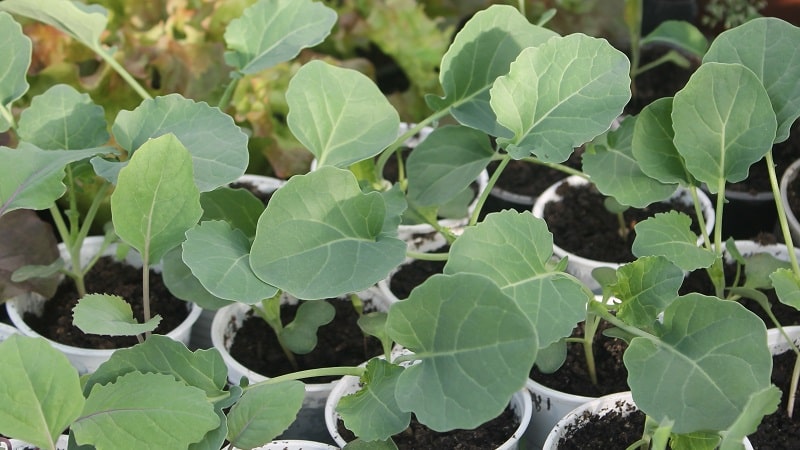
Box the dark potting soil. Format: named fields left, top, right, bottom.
left=228, top=298, right=384, bottom=383
left=624, top=47, right=699, bottom=116
left=337, top=407, right=519, bottom=449
left=556, top=401, right=645, bottom=450
left=388, top=245, right=449, bottom=300
left=730, top=121, right=800, bottom=195
left=748, top=349, right=800, bottom=448
left=487, top=148, right=584, bottom=202
left=530, top=320, right=630, bottom=398
left=23, top=256, right=190, bottom=349
left=229, top=180, right=276, bottom=205
left=543, top=182, right=702, bottom=263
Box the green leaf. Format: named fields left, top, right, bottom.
left=83, top=335, right=228, bottom=399
left=0, top=335, right=84, bottom=449
left=387, top=273, right=537, bottom=431
left=72, top=294, right=161, bottom=336
left=444, top=210, right=589, bottom=349
left=111, top=134, right=203, bottom=265
left=183, top=221, right=278, bottom=304
left=672, top=63, right=777, bottom=193
left=608, top=256, right=684, bottom=328
left=161, top=246, right=234, bottom=310
left=200, top=186, right=265, bottom=238
left=281, top=300, right=336, bottom=354
left=718, top=386, right=781, bottom=450
left=17, top=84, right=108, bottom=150
left=11, top=259, right=64, bottom=283
left=632, top=212, right=716, bottom=270
left=0, top=210, right=60, bottom=301
left=286, top=60, right=400, bottom=168
left=535, top=339, right=568, bottom=374
left=103, top=94, right=248, bottom=192
left=703, top=17, right=800, bottom=143
left=250, top=167, right=406, bottom=299
left=771, top=268, right=800, bottom=310
left=224, top=0, right=336, bottom=75
left=0, top=0, right=108, bottom=50
left=344, top=438, right=398, bottom=450
left=632, top=97, right=697, bottom=186
left=226, top=381, right=305, bottom=449
left=492, top=33, right=631, bottom=162
left=640, top=20, right=708, bottom=59
left=427, top=4, right=558, bottom=136
left=405, top=125, right=493, bottom=207
left=0, top=144, right=111, bottom=216
left=742, top=252, right=790, bottom=290
left=73, top=372, right=219, bottom=449
left=0, top=11, right=31, bottom=132
left=625, top=294, right=773, bottom=434
left=583, top=115, right=678, bottom=207
left=337, top=359, right=410, bottom=442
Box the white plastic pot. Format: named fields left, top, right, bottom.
left=780, top=158, right=800, bottom=244
left=524, top=376, right=597, bottom=449
left=542, top=391, right=754, bottom=449
left=5, top=236, right=201, bottom=374
left=242, top=440, right=339, bottom=450
left=0, top=322, right=16, bottom=343
left=325, top=373, right=532, bottom=449
left=532, top=175, right=715, bottom=292
left=4, top=434, right=69, bottom=449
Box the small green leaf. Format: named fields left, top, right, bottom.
left=632, top=97, right=696, bottom=186
left=73, top=294, right=161, bottom=336
left=74, top=372, right=219, bottom=449
left=200, top=186, right=265, bottom=238
left=771, top=268, right=800, bottom=310
left=0, top=335, right=84, bottom=450
left=11, top=258, right=64, bottom=283
left=250, top=167, right=406, bottom=299
left=0, top=11, right=31, bottom=132
left=672, top=63, right=777, bottom=193
left=492, top=33, right=630, bottom=162
left=632, top=212, right=716, bottom=270
left=161, top=247, right=234, bottom=310
left=718, top=386, right=781, bottom=450
left=406, top=125, right=493, bottom=207
left=535, top=339, right=567, bottom=374
left=183, top=221, right=278, bottom=304
left=358, top=311, right=391, bottom=356
left=104, top=94, right=248, bottom=192
left=609, top=256, right=684, bottom=328
left=111, top=134, right=203, bottom=265
left=281, top=300, right=336, bottom=354
left=0, top=0, right=108, bottom=50
left=224, top=0, right=336, bottom=74
left=742, top=252, right=790, bottom=290
left=387, top=273, right=537, bottom=431
left=286, top=60, right=400, bottom=168
left=641, top=20, right=708, bottom=59
left=17, top=84, right=108, bottom=150
left=226, top=381, right=305, bottom=449
left=337, top=359, right=410, bottom=442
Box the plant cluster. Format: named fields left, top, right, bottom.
left=0, top=1, right=798, bottom=450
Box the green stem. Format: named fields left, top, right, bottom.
left=517, top=0, right=526, bottom=16
left=142, top=261, right=151, bottom=339
left=713, top=179, right=726, bottom=255
left=589, top=301, right=653, bottom=341
left=689, top=185, right=712, bottom=250
left=75, top=182, right=110, bottom=248
left=250, top=366, right=366, bottom=387
left=0, top=103, right=16, bottom=130
left=766, top=150, right=800, bottom=276
left=95, top=46, right=152, bottom=101
left=469, top=154, right=509, bottom=226
left=521, top=157, right=589, bottom=179
left=253, top=296, right=300, bottom=371
left=217, top=72, right=243, bottom=111
left=406, top=250, right=449, bottom=261
left=582, top=313, right=602, bottom=386
left=789, top=353, right=800, bottom=418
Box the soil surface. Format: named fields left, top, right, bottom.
left=624, top=47, right=700, bottom=116
left=337, top=407, right=519, bottom=449
left=555, top=400, right=645, bottom=449
left=543, top=182, right=702, bottom=263
left=487, top=147, right=584, bottom=205
left=23, top=256, right=190, bottom=348
left=748, top=349, right=800, bottom=448
left=388, top=245, right=449, bottom=300
left=228, top=298, right=384, bottom=383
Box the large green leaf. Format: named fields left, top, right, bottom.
left=703, top=17, right=800, bottom=143
left=406, top=125, right=493, bottom=207
left=0, top=335, right=84, bottom=450
left=0, top=0, right=108, bottom=51
left=491, top=33, right=631, bottom=162
left=632, top=212, right=717, bottom=271
left=583, top=115, right=677, bottom=207
left=101, top=94, right=248, bottom=192
left=426, top=4, right=558, bottom=136
left=17, top=84, right=108, bottom=150
left=608, top=256, right=684, bottom=328
left=0, top=11, right=31, bottom=132
left=444, top=210, right=589, bottom=349
left=250, top=167, right=406, bottom=300
left=72, top=293, right=161, bottom=336
left=672, top=63, right=777, bottom=194
left=224, top=0, right=336, bottom=75
left=161, top=247, right=234, bottom=310
left=183, top=221, right=278, bottom=304
left=226, top=381, right=305, bottom=449
left=337, top=359, right=410, bottom=442
left=632, top=97, right=697, bottom=186
left=286, top=60, right=399, bottom=168
left=111, top=134, right=203, bottom=265
left=387, top=273, right=537, bottom=431
left=73, top=372, right=219, bottom=449
left=0, top=144, right=110, bottom=216
left=625, top=294, right=773, bottom=434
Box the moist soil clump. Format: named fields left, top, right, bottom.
left=543, top=182, right=701, bottom=263
left=228, top=298, right=383, bottom=383
left=748, top=349, right=800, bottom=448
left=337, top=406, right=519, bottom=449
left=556, top=401, right=645, bottom=449
left=23, top=256, right=189, bottom=349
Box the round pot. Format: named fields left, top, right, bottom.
left=5, top=236, right=201, bottom=374
left=4, top=434, right=69, bottom=449
left=241, top=440, right=339, bottom=450
left=190, top=174, right=286, bottom=350
left=542, top=391, right=754, bottom=449
left=532, top=175, right=715, bottom=292
left=779, top=158, right=800, bottom=244
left=325, top=373, right=532, bottom=449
